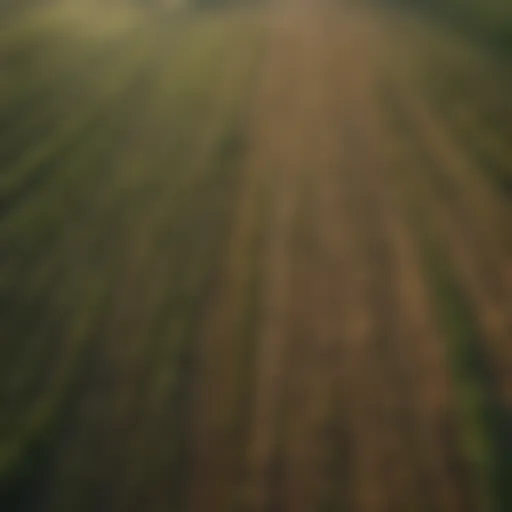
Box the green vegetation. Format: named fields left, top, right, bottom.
left=385, top=0, right=512, bottom=54
left=382, top=81, right=512, bottom=512
left=418, top=57, right=512, bottom=198
left=0, top=3, right=260, bottom=510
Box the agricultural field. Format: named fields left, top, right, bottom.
left=0, top=0, right=511, bottom=511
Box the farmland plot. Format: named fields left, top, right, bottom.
left=0, top=0, right=511, bottom=511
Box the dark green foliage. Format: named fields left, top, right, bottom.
left=384, top=0, right=512, bottom=54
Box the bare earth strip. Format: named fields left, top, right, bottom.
left=187, top=1, right=511, bottom=511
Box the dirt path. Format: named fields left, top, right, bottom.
left=186, top=1, right=511, bottom=511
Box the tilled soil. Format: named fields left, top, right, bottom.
left=1, top=1, right=511, bottom=511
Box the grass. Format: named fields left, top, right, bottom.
left=421, top=75, right=512, bottom=198
left=0, top=4, right=260, bottom=510
left=390, top=21, right=512, bottom=201
left=382, top=81, right=512, bottom=512
left=381, top=0, right=512, bottom=56
left=409, top=198, right=512, bottom=512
